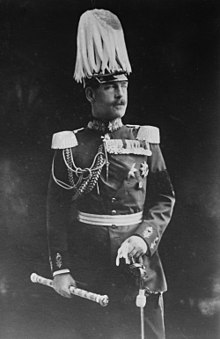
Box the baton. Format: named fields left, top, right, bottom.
left=30, top=273, right=109, bottom=307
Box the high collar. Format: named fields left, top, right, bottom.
left=87, top=118, right=123, bottom=133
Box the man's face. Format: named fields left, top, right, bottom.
left=91, top=80, right=128, bottom=121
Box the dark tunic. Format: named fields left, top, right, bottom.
left=47, top=123, right=175, bottom=301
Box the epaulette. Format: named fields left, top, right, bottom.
left=127, top=125, right=160, bottom=144
left=137, top=126, right=160, bottom=143
left=51, top=131, right=78, bottom=149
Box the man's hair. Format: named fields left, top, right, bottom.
left=84, top=78, right=100, bottom=90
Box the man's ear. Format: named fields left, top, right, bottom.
left=85, top=87, right=95, bottom=103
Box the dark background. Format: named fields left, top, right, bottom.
left=0, top=0, right=220, bottom=338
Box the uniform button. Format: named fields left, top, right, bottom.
left=112, top=197, right=116, bottom=203
left=111, top=224, right=117, bottom=229
left=111, top=210, right=117, bottom=215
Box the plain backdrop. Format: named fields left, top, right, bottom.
left=0, top=1, right=219, bottom=338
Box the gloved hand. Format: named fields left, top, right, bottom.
left=116, top=235, right=147, bottom=266
left=53, top=273, right=76, bottom=298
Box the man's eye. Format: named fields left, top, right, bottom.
left=104, top=85, right=113, bottom=90
left=122, top=82, right=128, bottom=88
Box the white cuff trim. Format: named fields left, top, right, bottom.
left=53, top=269, right=70, bottom=277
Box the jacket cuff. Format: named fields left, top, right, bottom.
left=53, top=269, right=70, bottom=277
left=49, top=250, right=70, bottom=273
left=133, top=234, right=150, bottom=256
left=135, top=224, right=160, bottom=256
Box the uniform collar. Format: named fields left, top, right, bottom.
left=87, top=118, right=123, bottom=133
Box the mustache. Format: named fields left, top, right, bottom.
left=113, top=100, right=126, bottom=106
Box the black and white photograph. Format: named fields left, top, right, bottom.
left=0, top=0, right=219, bottom=338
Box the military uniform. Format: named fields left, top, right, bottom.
left=46, top=8, right=175, bottom=339
left=47, top=118, right=175, bottom=339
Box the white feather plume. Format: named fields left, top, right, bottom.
left=74, top=9, right=132, bottom=83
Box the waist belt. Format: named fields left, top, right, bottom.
left=77, top=211, right=143, bottom=226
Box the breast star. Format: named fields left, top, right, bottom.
left=128, top=163, right=138, bottom=179
left=140, top=161, right=149, bottom=178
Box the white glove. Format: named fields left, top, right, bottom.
left=53, top=273, right=76, bottom=298
left=116, top=235, right=147, bottom=266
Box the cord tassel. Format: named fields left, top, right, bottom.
left=102, top=136, right=109, bottom=181
left=96, top=182, right=100, bottom=195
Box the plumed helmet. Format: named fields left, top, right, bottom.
left=73, top=9, right=132, bottom=86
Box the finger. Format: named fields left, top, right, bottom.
left=56, top=289, right=67, bottom=298
left=138, top=256, right=144, bottom=265
left=128, top=250, right=144, bottom=265
left=117, top=251, right=130, bottom=265
left=70, top=280, right=77, bottom=288
left=122, top=248, right=131, bottom=264
left=62, top=288, right=72, bottom=298
left=55, top=284, right=72, bottom=298
left=115, top=254, right=120, bottom=266
left=62, top=292, right=72, bottom=299
left=116, top=250, right=124, bottom=266
left=60, top=292, right=70, bottom=298
left=125, top=254, right=131, bottom=265
left=116, top=250, right=131, bottom=265
left=129, top=248, right=138, bottom=258
left=116, top=238, right=134, bottom=266
left=129, top=255, right=136, bottom=265
left=124, top=244, right=133, bottom=264
left=116, top=243, right=128, bottom=265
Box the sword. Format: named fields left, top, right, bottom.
left=30, top=273, right=109, bottom=307
left=130, top=261, right=149, bottom=339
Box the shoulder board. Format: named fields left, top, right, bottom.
left=51, top=131, right=78, bottom=149
left=137, top=126, right=160, bottom=144
left=126, top=124, right=160, bottom=143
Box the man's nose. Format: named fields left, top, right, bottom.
left=115, top=85, right=124, bottom=98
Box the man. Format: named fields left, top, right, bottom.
left=47, top=9, right=175, bottom=339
